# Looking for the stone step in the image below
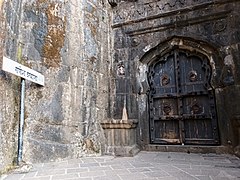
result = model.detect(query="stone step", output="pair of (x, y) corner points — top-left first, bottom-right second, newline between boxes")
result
(144, 145), (234, 154)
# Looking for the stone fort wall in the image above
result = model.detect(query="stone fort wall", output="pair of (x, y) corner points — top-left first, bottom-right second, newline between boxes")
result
(0, 0), (240, 173)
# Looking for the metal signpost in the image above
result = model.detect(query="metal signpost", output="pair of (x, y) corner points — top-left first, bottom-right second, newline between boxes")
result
(2, 56), (44, 165)
(2, 56), (44, 86)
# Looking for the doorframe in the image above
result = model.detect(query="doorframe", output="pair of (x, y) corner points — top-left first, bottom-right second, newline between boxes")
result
(148, 48), (219, 145)
(137, 36), (223, 149)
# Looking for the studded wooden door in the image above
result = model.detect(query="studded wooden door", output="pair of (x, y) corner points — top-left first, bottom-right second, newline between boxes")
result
(148, 49), (219, 145)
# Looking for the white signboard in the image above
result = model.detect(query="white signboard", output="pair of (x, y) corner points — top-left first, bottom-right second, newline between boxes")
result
(2, 56), (44, 86)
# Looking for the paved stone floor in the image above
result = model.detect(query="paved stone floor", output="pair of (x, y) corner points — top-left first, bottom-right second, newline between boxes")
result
(1, 151), (240, 180)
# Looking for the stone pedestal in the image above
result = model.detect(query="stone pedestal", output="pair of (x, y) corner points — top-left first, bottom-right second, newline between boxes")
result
(101, 119), (139, 156)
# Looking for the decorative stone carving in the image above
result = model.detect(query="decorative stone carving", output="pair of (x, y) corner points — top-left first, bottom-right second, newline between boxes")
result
(131, 37), (140, 47)
(221, 54), (235, 86)
(108, 0), (118, 7)
(108, 0), (137, 7)
(117, 61), (125, 76)
(213, 19), (227, 33)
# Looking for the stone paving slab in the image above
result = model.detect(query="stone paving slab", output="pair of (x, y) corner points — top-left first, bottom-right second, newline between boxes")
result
(1, 151), (240, 180)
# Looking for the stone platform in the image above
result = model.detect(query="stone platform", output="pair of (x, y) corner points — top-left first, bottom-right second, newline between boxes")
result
(1, 151), (240, 180)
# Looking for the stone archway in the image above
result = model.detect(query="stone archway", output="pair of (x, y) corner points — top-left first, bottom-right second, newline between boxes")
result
(148, 48), (219, 145)
(138, 36), (223, 148)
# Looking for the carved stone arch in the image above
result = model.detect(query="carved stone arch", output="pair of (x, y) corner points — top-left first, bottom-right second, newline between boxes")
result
(139, 36), (222, 88)
(144, 37), (221, 145)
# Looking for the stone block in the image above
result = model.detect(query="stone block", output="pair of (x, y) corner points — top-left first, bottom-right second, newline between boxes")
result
(101, 119), (139, 156)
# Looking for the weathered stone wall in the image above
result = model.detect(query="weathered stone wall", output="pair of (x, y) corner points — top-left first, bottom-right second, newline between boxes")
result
(0, 0), (22, 172)
(1, 0), (240, 172)
(21, 0), (110, 162)
(109, 0), (240, 155)
(0, 0), (110, 169)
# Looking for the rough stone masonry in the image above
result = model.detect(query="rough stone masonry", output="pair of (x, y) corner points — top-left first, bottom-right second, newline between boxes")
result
(0, 0), (110, 172)
(0, 0), (240, 174)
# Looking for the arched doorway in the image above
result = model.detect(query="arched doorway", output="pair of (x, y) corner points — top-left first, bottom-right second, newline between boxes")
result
(148, 48), (219, 145)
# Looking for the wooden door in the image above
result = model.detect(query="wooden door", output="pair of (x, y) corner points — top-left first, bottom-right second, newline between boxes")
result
(148, 49), (219, 145)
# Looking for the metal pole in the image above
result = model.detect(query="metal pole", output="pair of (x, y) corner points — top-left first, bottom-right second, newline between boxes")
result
(17, 78), (25, 165)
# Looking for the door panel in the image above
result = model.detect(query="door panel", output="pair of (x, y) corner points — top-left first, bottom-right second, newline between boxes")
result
(154, 120), (180, 144)
(184, 119), (213, 139)
(149, 49), (219, 145)
(182, 96), (211, 116)
(153, 99), (178, 117)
